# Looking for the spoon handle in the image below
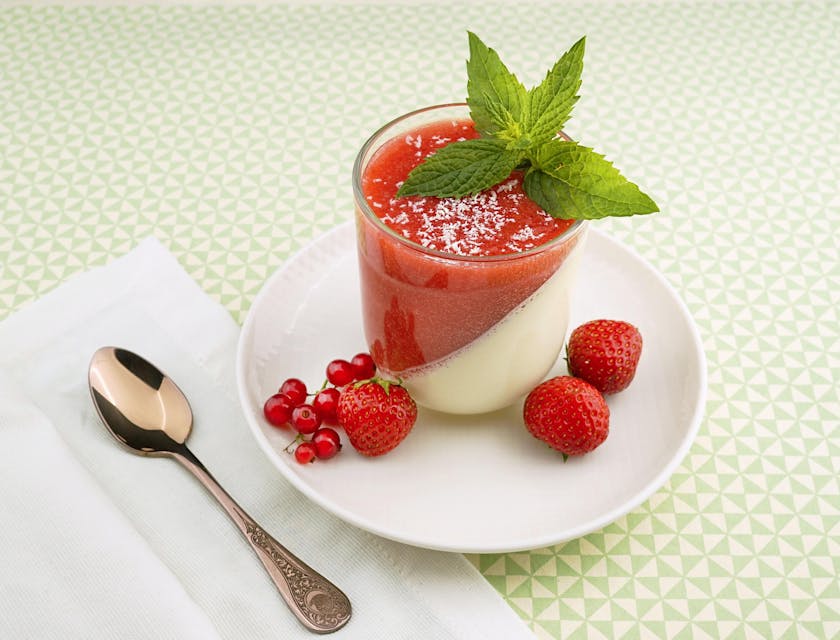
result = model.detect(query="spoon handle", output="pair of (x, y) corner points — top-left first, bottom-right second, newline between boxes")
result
(173, 448), (351, 634)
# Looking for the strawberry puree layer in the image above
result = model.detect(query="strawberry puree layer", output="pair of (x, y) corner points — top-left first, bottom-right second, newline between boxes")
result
(362, 120), (574, 257)
(356, 117), (583, 384)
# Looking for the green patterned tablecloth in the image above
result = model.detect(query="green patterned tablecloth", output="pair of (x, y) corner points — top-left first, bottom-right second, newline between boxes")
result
(1, 2), (838, 638)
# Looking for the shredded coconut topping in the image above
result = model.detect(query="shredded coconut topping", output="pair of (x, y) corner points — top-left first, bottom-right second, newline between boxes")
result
(362, 118), (572, 257)
(378, 180), (553, 255)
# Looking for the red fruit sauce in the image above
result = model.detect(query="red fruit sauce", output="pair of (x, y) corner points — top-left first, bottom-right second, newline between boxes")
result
(361, 120), (574, 257)
(355, 116), (582, 374)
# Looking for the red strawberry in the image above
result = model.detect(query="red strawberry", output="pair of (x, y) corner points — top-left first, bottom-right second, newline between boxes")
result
(337, 378), (417, 457)
(567, 319), (643, 394)
(523, 376), (609, 457)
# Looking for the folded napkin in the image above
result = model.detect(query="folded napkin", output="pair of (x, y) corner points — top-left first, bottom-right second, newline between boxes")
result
(0, 237), (534, 640)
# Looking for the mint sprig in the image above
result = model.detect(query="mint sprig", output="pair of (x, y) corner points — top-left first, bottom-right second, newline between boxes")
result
(396, 33), (658, 220)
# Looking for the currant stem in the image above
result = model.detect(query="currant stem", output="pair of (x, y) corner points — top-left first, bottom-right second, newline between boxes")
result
(283, 434), (305, 453)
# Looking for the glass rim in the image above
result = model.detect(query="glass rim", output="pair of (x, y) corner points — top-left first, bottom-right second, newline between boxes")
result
(352, 103), (585, 264)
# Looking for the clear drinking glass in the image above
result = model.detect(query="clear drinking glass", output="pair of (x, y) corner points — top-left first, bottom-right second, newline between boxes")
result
(352, 104), (588, 414)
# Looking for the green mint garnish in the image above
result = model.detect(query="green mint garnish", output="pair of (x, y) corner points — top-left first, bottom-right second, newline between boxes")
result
(526, 140), (659, 218)
(390, 138), (520, 199)
(396, 32), (659, 220)
(465, 31), (528, 141)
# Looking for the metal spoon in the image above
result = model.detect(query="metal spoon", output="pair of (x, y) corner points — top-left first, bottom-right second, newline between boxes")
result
(88, 346), (351, 634)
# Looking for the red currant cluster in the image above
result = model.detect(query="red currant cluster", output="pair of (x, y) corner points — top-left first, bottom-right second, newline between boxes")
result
(262, 353), (376, 464)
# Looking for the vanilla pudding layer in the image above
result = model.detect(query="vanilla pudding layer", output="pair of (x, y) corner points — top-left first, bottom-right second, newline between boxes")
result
(402, 232), (587, 414)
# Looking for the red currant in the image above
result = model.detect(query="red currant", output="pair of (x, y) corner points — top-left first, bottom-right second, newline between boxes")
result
(279, 378), (308, 406)
(326, 359), (356, 387)
(350, 352), (376, 380)
(291, 404), (321, 434)
(294, 441), (317, 464)
(263, 393), (294, 427)
(312, 387), (341, 425)
(312, 427), (342, 460)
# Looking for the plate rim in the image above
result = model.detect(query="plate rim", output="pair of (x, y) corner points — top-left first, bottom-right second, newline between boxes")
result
(235, 221), (707, 553)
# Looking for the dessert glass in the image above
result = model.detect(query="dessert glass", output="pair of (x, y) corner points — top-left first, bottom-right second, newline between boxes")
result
(352, 104), (588, 414)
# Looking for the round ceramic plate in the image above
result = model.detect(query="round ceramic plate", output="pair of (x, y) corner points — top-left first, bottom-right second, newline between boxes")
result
(236, 222), (706, 553)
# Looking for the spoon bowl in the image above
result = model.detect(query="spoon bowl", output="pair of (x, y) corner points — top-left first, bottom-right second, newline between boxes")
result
(88, 346), (351, 634)
(89, 347), (192, 454)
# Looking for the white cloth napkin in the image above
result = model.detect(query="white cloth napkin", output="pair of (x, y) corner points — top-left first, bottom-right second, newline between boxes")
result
(0, 237), (534, 640)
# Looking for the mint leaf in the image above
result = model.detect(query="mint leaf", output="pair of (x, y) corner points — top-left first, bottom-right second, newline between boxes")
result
(482, 98), (526, 146)
(523, 170), (573, 218)
(526, 37), (585, 145)
(397, 138), (520, 198)
(466, 31), (527, 139)
(525, 140), (659, 219)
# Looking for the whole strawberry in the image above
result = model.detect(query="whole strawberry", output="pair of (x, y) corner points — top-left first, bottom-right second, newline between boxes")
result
(337, 378), (417, 457)
(567, 319), (643, 394)
(523, 376), (609, 457)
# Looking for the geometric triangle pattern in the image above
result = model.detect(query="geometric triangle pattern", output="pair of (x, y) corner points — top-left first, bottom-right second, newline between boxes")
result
(1, 4), (838, 639)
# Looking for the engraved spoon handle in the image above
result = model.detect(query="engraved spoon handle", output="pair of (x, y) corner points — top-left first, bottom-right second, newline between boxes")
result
(172, 447), (351, 634)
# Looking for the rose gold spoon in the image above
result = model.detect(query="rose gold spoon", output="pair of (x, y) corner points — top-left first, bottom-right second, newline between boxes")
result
(88, 346), (351, 634)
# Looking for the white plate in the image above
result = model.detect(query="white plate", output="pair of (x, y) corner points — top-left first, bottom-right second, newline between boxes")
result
(236, 222), (706, 553)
